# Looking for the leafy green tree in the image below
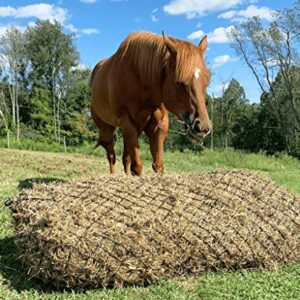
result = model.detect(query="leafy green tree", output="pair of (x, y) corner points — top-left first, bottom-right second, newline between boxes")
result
(261, 67), (300, 153)
(30, 87), (54, 137)
(228, 1), (300, 154)
(220, 79), (247, 148)
(25, 20), (79, 142)
(0, 26), (27, 139)
(209, 79), (248, 149)
(61, 68), (95, 145)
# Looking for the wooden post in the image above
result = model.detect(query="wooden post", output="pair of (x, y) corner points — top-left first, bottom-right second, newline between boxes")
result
(63, 136), (67, 154)
(7, 130), (10, 149)
(210, 94), (214, 150)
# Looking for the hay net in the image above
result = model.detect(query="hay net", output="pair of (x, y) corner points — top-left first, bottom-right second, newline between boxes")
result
(9, 170), (300, 289)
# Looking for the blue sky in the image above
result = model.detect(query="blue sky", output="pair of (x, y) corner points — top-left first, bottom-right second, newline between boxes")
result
(0, 0), (296, 102)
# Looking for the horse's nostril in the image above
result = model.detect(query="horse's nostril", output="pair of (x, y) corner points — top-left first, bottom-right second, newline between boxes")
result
(202, 128), (209, 134)
(193, 120), (201, 133)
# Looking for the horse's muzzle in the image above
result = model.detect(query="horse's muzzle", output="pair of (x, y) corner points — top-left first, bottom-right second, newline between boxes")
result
(182, 114), (211, 141)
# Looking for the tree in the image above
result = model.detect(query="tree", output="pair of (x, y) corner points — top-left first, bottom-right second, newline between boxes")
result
(209, 79), (247, 149)
(0, 26), (27, 140)
(30, 87), (54, 137)
(61, 67), (95, 145)
(220, 79), (247, 149)
(0, 89), (10, 147)
(262, 67), (300, 153)
(228, 1), (300, 154)
(25, 20), (79, 142)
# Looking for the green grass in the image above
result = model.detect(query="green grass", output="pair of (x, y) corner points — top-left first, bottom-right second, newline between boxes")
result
(0, 147), (299, 300)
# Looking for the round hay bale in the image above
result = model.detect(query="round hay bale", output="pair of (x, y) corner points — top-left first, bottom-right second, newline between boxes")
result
(9, 170), (300, 288)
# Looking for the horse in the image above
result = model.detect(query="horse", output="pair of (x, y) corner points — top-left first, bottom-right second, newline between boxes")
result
(90, 31), (212, 175)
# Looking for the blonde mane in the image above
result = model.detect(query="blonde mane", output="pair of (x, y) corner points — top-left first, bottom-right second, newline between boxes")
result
(114, 32), (203, 86)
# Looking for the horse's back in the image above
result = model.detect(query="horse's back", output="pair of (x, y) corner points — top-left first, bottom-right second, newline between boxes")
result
(91, 31), (164, 129)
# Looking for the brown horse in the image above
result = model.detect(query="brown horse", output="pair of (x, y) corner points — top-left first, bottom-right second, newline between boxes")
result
(91, 31), (211, 175)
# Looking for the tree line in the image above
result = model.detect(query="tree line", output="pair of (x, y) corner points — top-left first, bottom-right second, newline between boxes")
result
(0, 21), (92, 147)
(0, 1), (299, 157)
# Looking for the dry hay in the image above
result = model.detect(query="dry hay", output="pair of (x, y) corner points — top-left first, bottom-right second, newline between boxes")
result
(8, 170), (300, 289)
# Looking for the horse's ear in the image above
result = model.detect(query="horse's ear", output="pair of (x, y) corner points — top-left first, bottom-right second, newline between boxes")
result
(198, 35), (208, 54)
(162, 31), (177, 57)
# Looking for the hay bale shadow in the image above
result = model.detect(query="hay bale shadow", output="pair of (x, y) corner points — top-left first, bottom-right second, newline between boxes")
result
(0, 236), (93, 293)
(18, 178), (65, 190)
(1, 178), (66, 292)
(0, 236), (51, 292)
(0, 234), (131, 293)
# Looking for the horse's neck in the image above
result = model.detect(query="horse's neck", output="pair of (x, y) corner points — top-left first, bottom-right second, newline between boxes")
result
(135, 56), (167, 100)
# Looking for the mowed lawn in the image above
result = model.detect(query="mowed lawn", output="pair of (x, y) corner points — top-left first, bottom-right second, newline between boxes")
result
(0, 147), (299, 300)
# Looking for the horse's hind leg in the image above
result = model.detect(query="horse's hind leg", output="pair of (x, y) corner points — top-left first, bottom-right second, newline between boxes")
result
(93, 118), (116, 174)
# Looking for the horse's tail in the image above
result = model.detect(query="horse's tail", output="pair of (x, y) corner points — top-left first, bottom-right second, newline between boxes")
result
(90, 61), (102, 149)
(91, 105), (102, 150)
(94, 138), (101, 150)
(90, 59), (108, 149)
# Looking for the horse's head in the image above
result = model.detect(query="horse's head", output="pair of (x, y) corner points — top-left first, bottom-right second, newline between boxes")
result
(162, 32), (212, 140)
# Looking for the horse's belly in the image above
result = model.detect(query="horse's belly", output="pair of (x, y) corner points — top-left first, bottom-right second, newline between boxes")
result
(100, 110), (120, 128)
(92, 97), (120, 127)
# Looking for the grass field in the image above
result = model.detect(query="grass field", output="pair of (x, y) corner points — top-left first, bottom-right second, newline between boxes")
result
(0, 147), (299, 299)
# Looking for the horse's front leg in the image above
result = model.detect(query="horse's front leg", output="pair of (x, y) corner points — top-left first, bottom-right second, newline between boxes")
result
(122, 140), (131, 174)
(121, 115), (143, 176)
(144, 107), (169, 174)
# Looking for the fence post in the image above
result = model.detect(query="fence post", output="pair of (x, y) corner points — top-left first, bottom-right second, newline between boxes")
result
(7, 130), (10, 149)
(210, 94), (214, 150)
(63, 136), (67, 154)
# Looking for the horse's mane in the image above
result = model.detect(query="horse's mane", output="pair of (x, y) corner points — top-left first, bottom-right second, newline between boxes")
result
(114, 32), (202, 85)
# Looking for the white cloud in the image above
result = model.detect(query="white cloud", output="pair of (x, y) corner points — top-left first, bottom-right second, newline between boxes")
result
(0, 4), (99, 37)
(80, 0), (97, 3)
(71, 63), (89, 71)
(0, 6), (16, 17)
(65, 25), (99, 35)
(81, 28), (99, 35)
(218, 10), (236, 19)
(218, 5), (275, 22)
(0, 3), (68, 24)
(212, 54), (231, 68)
(64, 23), (78, 33)
(151, 8), (159, 22)
(163, 0), (243, 19)
(188, 26), (234, 44)
(208, 26), (235, 43)
(213, 82), (230, 95)
(187, 29), (205, 40)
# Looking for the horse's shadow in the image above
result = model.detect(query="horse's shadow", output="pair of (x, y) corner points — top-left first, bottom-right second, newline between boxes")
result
(18, 177), (65, 190)
(0, 177), (66, 292)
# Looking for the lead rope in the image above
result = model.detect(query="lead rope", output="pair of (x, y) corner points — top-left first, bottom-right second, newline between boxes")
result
(158, 118), (191, 136)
